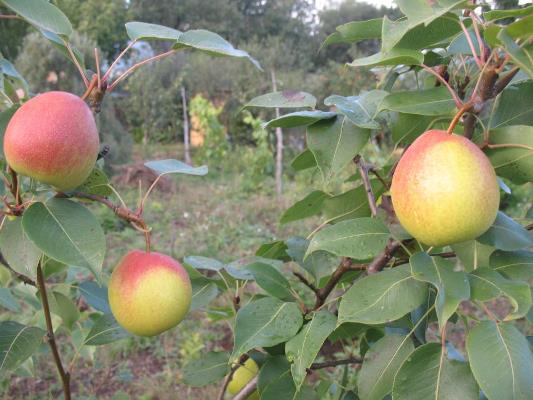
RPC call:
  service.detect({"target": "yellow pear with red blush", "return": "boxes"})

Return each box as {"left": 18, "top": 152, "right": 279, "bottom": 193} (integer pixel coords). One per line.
{"left": 108, "top": 250, "right": 192, "bottom": 336}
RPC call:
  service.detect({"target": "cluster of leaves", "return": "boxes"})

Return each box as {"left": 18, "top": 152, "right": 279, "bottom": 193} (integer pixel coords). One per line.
{"left": 177, "top": 2, "right": 533, "bottom": 400}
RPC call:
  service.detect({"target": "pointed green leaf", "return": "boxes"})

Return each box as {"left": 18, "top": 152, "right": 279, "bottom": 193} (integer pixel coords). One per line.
{"left": 338, "top": 265, "right": 427, "bottom": 325}
{"left": 22, "top": 199, "right": 106, "bottom": 280}
{"left": 0, "top": 218, "right": 41, "bottom": 279}
{"left": 291, "top": 149, "right": 316, "bottom": 171}
{"left": 225, "top": 257, "right": 282, "bottom": 280}
{"left": 280, "top": 191, "right": 328, "bottom": 225}
{"left": 477, "top": 212, "right": 533, "bottom": 251}
{"left": 379, "top": 87, "right": 456, "bottom": 116}
{"left": 348, "top": 49, "right": 424, "bottom": 68}
{"left": 78, "top": 281, "right": 110, "bottom": 314}
{"left": 285, "top": 310, "right": 337, "bottom": 389}
{"left": 145, "top": 159, "right": 208, "bottom": 176}
{"left": 191, "top": 277, "right": 219, "bottom": 310}
{"left": 451, "top": 240, "right": 494, "bottom": 272}
{"left": 358, "top": 334, "right": 414, "bottom": 400}
{"left": 483, "top": 125, "right": 533, "bottom": 184}
{"left": 336, "top": 18, "right": 383, "bottom": 42}
{"left": 264, "top": 111, "right": 336, "bottom": 129}
{"left": 0, "top": 321, "right": 45, "bottom": 375}
{"left": 306, "top": 218, "right": 390, "bottom": 260}
{"left": 84, "top": 314, "right": 130, "bottom": 346}
{"left": 324, "top": 90, "right": 388, "bottom": 129}
{"left": 75, "top": 168, "right": 112, "bottom": 197}
{"left": 485, "top": 5, "right": 533, "bottom": 21}
{"left": 469, "top": 269, "right": 531, "bottom": 320}
{"left": 467, "top": 321, "right": 533, "bottom": 400}
{"left": 232, "top": 298, "right": 302, "bottom": 360}
{"left": 0, "top": 288, "right": 20, "bottom": 313}
{"left": 182, "top": 351, "right": 230, "bottom": 387}
{"left": 490, "top": 250, "right": 533, "bottom": 283}
{"left": 307, "top": 116, "right": 370, "bottom": 182}
{"left": 245, "top": 91, "right": 316, "bottom": 109}
{"left": 183, "top": 256, "right": 224, "bottom": 272}
{"left": 285, "top": 237, "right": 338, "bottom": 283}
{"left": 2, "top": 0, "right": 72, "bottom": 37}
{"left": 247, "top": 263, "right": 293, "bottom": 300}
{"left": 125, "top": 21, "right": 182, "bottom": 41}
{"left": 410, "top": 253, "right": 470, "bottom": 329}
{"left": 393, "top": 343, "right": 478, "bottom": 400}
{"left": 497, "top": 30, "right": 533, "bottom": 78}
{"left": 396, "top": 0, "right": 467, "bottom": 27}
{"left": 489, "top": 81, "right": 533, "bottom": 128}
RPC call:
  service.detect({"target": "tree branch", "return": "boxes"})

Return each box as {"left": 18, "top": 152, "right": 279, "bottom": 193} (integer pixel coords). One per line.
{"left": 367, "top": 239, "right": 401, "bottom": 275}
{"left": 293, "top": 272, "right": 319, "bottom": 295}
{"left": 37, "top": 262, "right": 71, "bottom": 400}
{"left": 233, "top": 376, "right": 258, "bottom": 400}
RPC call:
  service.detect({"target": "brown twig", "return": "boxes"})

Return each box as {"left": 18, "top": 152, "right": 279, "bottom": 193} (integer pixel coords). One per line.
{"left": 63, "top": 40, "right": 89, "bottom": 88}
{"left": 233, "top": 376, "right": 258, "bottom": 400}
{"left": 65, "top": 192, "right": 151, "bottom": 252}
{"left": 8, "top": 166, "right": 22, "bottom": 206}
{"left": 293, "top": 272, "right": 319, "bottom": 295}
{"left": 367, "top": 240, "right": 401, "bottom": 275}
{"left": 354, "top": 156, "right": 378, "bottom": 217}
{"left": 493, "top": 67, "right": 519, "bottom": 96}
{"left": 0, "top": 14, "right": 20, "bottom": 19}
{"left": 446, "top": 102, "right": 473, "bottom": 134}
{"left": 102, "top": 40, "right": 137, "bottom": 82}
{"left": 314, "top": 258, "right": 365, "bottom": 309}
{"left": 37, "top": 262, "right": 71, "bottom": 400}
{"left": 369, "top": 168, "right": 389, "bottom": 189}
{"left": 485, "top": 143, "right": 533, "bottom": 152}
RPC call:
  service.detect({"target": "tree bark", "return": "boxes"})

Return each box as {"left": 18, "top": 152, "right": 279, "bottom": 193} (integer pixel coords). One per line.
{"left": 181, "top": 86, "right": 191, "bottom": 164}
{"left": 271, "top": 69, "right": 283, "bottom": 197}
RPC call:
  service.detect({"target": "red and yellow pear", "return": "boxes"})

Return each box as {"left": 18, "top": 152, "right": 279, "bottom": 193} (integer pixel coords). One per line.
{"left": 108, "top": 250, "right": 192, "bottom": 337}
{"left": 391, "top": 130, "right": 499, "bottom": 247}
{"left": 3, "top": 91, "right": 99, "bottom": 191}
{"left": 228, "top": 358, "right": 260, "bottom": 400}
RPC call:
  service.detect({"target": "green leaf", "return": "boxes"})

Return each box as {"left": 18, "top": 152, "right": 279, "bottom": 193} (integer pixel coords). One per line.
{"left": 0, "top": 288, "right": 20, "bottom": 312}
{"left": 125, "top": 21, "right": 182, "bottom": 41}
{"left": 307, "top": 116, "right": 370, "bottom": 182}
{"left": 477, "top": 212, "right": 533, "bottom": 251}
{"left": 379, "top": 87, "right": 456, "bottom": 116}
{"left": 358, "top": 334, "right": 414, "bottom": 400}
{"left": 264, "top": 111, "right": 336, "bottom": 129}
{"left": 447, "top": 28, "right": 481, "bottom": 56}
{"left": 306, "top": 218, "right": 390, "bottom": 260}
{"left": 393, "top": 343, "right": 478, "bottom": 400}
{"left": 2, "top": 0, "right": 72, "bottom": 38}
{"left": 247, "top": 263, "right": 293, "bottom": 300}
{"left": 469, "top": 269, "right": 531, "bottom": 320}
{"left": 348, "top": 49, "right": 424, "bottom": 68}
{"left": 485, "top": 5, "right": 533, "bottom": 21}
{"left": 0, "top": 218, "right": 41, "bottom": 279}
{"left": 497, "top": 30, "right": 533, "bottom": 78}
{"left": 182, "top": 351, "right": 230, "bottom": 387}
{"left": 410, "top": 253, "right": 470, "bottom": 329}
{"left": 280, "top": 191, "right": 328, "bottom": 225}
{"left": 49, "top": 291, "right": 79, "bottom": 329}
{"left": 451, "top": 240, "right": 494, "bottom": 272}
{"left": 291, "top": 149, "right": 316, "bottom": 171}
{"left": 255, "top": 241, "right": 290, "bottom": 262}
{"left": 505, "top": 14, "right": 533, "bottom": 40}
{"left": 145, "top": 159, "right": 208, "bottom": 176}
{"left": 338, "top": 265, "right": 427, "bottom": 325}
{"left": 324, "top": 90, "right": 388, "bottom": 129}
{"left": 0, "top": 321, "right": 45, "bottom": 374}
{"left": 483, "top": 125, "right": 533, "bottom": 184}
{"left": 232, "top": 298, "right": 302, "bottom": 360}
{"left": 322, "top": 181, "right": 385, "bottom": 223}
{"left": 490, "top": 250, "right": 533, "bottom": 283}
{"left": 175, "top": 29, "right": 260, "bottom": 69}
{"left": 84, "top": 314, "right": 130, "bottom": 346}
{"left": 225, "top": 257, "right": 282, "bottom": 280}
{"left": 245, "top": 91, "right": 316, "bottom": 109}
{"left": 0, "top": 59, "right": 29, "bottom": 97}
{"left": 75, "top": 168, "right": 112, "bottom": 197}
{"left": 396, "top": 0, "right": 467, "bottom": 27}
{"left": 258, "top": 356, "right": 317, "bottom": 400}
{"left": 467, "top": 321, "right": 533, "bottom": 400}
{"left": 285, "top": 236, "right": 338, "bottom": 283}
{"left": 183, "top": 256, "right": 224, "bottom": 272}
{"left": 336, "top": 18, "right": 383, "bottom": 42}
{"left": 285, "top": 310, "right": 337, "bottom": 389}
{"left": 22, "top": 199, "right": 106, "bottom": 280}
{"left": 78, "top": 281, "right": 110, "bottom": 314}
{"left": 191, "top": 277, "right": 219, "bottom": 311}
{"left": 489, "top": 81, "right": 533, "bottom": 128}
{"left": 391, "top": 113, "right": 435, "bottom": 145}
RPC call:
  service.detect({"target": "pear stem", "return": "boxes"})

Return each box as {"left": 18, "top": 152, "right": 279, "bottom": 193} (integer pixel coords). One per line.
{"left": 446, "top": 103, "right": 473, "bottom": 134}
